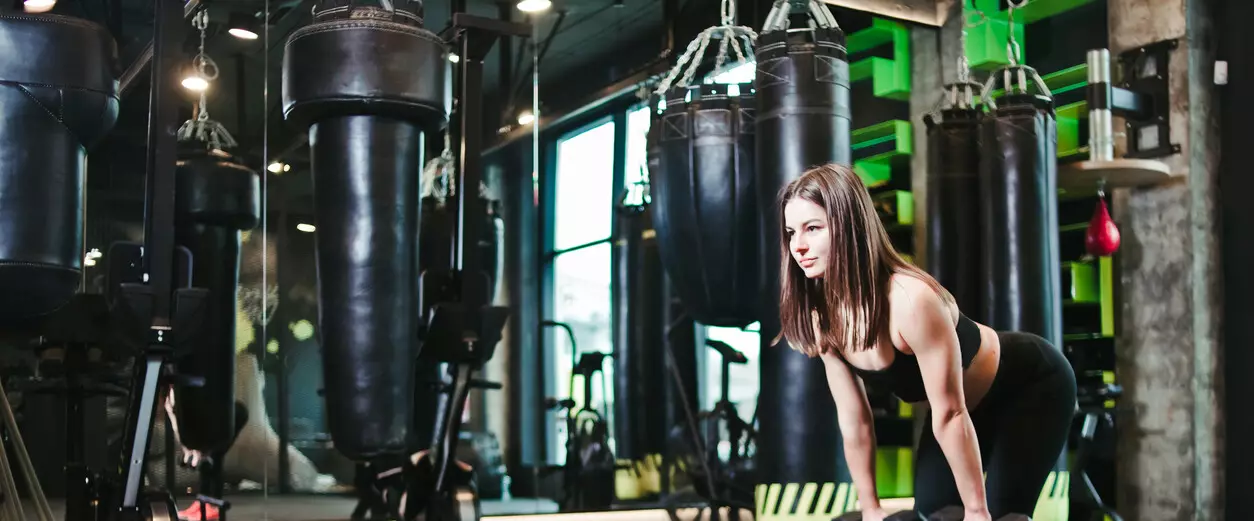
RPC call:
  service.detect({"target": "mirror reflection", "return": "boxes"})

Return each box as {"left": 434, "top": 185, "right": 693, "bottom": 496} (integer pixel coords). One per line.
{"left": 0, "top": 0, "right": 1196, "bottom": 520}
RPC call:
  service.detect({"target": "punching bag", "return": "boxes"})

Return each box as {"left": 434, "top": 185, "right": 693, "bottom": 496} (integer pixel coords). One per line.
{"left": 754, "top": 1, "right": 853, "bottom": 515}
{"left": 979, "top": 72, "right": 1063, "bottom": 348}
{"left": 612, "top": 200, "right": 669, "bottom": 460}
{"left": 0, "top": 13, "right": 119, "bottom": 320}
{"left": 172, "top": 147, "right": 261, "bottom": 452}
{"left": 924, "top": 83, "right": 984, "bottom": 318}
{"left": 282, "top": 0, "right": 449, "bottom": 461}
{"left": 647, "top": 82, "right": 758, "bottom": 329}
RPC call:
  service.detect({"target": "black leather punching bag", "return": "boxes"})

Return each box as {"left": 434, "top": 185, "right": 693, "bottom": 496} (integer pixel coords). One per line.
{"left": 172, "top": 147, "right": 261, "bottom": 453}
{"left": 924, "top": 99, "right": 983, "bottom": 318}
{"left": 980, "top": 89, "right": 1062, "bottom": 348}
{"left": 647, "top": 83, "right": 758, "bottom": 329}
{"left": 0, "top": 13, "right": 119, "bottom": 320}
{"left": 282, "top": 0, "right": 449, "bottom": 461}
{"left": 612, "top": 201, "right": 669, "bottom": 460}
{"left": 753, "top": 1, "right": 854, "bottom": 508}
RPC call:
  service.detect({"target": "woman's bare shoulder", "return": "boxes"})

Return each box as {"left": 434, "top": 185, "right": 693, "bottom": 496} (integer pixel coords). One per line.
{"left": 888, "top": 272, "right": 933, "bottom": 298}
{"left": 888, "top": 272, "right": 956, "bottom": 320}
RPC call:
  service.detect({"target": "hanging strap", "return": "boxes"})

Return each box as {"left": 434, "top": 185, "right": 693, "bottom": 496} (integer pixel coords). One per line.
{"left": 760, "top": 0, "right": 839, "bottom": 33}
{"left": 978, "top": 0, "right": 1051, "bottom": 110}
{"left": 178, "top": 9, "right": 238, "bottom": 151}
{"left": 923, "top": 2, "right": 988, "bottom": 121}
{"left": 653, "top": 0, "right": 758, "bottom": 97}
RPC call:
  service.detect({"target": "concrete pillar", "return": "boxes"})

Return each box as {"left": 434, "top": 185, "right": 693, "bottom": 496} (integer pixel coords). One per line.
{"left": 909, "top": 0, "right": 964, "bottom": 269}
{"left": 1106, "top": 0, "right": 1223, "bottom": 519}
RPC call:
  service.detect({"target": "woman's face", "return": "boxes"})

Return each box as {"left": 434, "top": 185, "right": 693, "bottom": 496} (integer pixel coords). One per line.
{"left": 784, "top": 198, "right": 829, "bottom": 279}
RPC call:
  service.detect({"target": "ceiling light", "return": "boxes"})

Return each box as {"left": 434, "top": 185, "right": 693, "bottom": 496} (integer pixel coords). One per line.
{"left": 296, "top": 223, "right": 316, "bottom": 233}
{"left": 23, "top": 0, "right": 55, "bottom": 13}
{"left": 228, "top": 12, "right": 260, "bottom": 40}
{"left": 448, "top": 53, "right": 461, "bottom": 63}
{"left": 229, "top": 27, "right": 259, "bottom": 40}
{"left": 516, "top": 0, "right": 551, "bottom": 12}
{"left": 267, "top": 161, "right": 287, "bottom": 173}
{"left": 181, "top": 75, "right": 209, "bottom": 91}
{"left": 517, "top": 110, "right": 535, "bottom": 125}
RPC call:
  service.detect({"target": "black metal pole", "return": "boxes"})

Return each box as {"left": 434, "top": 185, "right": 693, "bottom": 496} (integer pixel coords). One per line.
{"left": 276, "top": 214, "right": 292, "bottom": 493}
{"left": 497, "top": 1, "right": 513, "bottom": 129}
{"left": 65, "top": 345, "right": 87, "bottom": 521}
{"left": 456, "top": 29, "right": 484, "bottom": 303}
{"left": 142, "top": 0, "right": 182, "bottom": 329}
{"left": 116, "top": 0, "right": 185, "bottom": 514}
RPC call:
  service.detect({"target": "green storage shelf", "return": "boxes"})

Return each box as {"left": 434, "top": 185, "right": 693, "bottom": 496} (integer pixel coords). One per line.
{"left": 872, "top": 190, "right": 914, "bottom": 226}
{"left": 853, "top": 120, "right": 913, "bottom": 187}
{"left": 847, "top": 18, "right": 911, "bottom": 101}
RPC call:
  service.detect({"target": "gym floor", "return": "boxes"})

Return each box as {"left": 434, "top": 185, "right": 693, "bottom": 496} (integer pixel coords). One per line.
{"left": 34, "top": 496, "right": 918, "bottom": 520}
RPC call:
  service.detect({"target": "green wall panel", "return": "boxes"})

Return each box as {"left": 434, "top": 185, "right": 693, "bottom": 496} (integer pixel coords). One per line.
{"left": 849, "top": 18, "right": 911, "bottom": 101}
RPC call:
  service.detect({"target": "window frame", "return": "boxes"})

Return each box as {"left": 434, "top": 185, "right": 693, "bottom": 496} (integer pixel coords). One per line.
{"left": 540, "top": 111, "right": 626, "bottom": 464}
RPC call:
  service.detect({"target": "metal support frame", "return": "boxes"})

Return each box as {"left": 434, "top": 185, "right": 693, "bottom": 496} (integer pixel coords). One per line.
{"left": 1086, "top": 39, "right": 1180, "bottom": 160}
{"left": 113, "top": 0, "right": 191, "bottom": 518}
{"left": 416, "top": 13, "right": 530, "bottom": 513}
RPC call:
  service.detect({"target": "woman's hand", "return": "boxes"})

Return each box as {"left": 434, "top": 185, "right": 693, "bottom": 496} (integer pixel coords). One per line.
{"left": 181, "top": 448, "right": 206, "bottom": 468}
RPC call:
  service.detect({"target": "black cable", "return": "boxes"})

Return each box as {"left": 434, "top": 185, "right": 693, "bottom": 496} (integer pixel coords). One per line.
{"left": 661, "top": 312, "right": 718, "bottom": 501}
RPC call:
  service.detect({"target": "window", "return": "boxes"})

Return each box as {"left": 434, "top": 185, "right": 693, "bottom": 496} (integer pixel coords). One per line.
{"left": 554, "top": 120, "right": 616, "bottom": 249}
{"left": 549, "top": 118, "right": 617, "bottom": 462}
{"left": 624, "top": 106, "right": 651, "bottom": 203}
{"left": 706, "top": 60, "right": 756, "bottom": 95}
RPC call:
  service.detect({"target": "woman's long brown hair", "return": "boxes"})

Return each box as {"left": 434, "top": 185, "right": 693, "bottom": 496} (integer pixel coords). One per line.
{"left": 773, "top": 163, "right": 951, "bottom": 358}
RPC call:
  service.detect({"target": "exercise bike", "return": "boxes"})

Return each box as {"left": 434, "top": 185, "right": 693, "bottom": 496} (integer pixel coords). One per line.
{"left": 1072, "top": 374, "right": 1124, "bottom": 521}
{"left": 665, "top": 339, "right": 756, "bottom": 519}
{"left": 542, "top": 322, "right": 617, "bottom": 513}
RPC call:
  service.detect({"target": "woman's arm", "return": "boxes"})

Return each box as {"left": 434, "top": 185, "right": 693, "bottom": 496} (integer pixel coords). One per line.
{"left": 820, "top": 354, "right": 883, "bottom": 515}
{"left": 896, "top": 285, "right": 989, "bottom": 518}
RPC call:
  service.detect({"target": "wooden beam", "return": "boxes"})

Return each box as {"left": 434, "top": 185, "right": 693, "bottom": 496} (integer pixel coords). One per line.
{"left": 820, "top": 0, "right": 957, "bottom": 27}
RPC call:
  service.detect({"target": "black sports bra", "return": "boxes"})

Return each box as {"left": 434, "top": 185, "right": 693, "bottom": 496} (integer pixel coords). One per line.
{"left": 836, "top": 313, "right": 983, "bottom": 403}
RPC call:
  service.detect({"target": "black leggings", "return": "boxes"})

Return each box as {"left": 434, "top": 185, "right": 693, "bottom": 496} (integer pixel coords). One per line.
{"left": 913, "top": 331, "right": 1077, "bottom": 519}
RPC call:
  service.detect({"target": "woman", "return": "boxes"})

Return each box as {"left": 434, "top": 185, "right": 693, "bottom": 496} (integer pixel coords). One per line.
{"left": 774, "top": 164, "right": 1076, "bottom": 521}
{"left": 163, "top": 386, "right": 251, "bottom": 521}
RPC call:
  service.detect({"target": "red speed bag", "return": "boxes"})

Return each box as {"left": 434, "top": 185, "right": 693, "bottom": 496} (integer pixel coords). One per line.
{"left": 1085, "top": 198, "right": 1121, "bottom": 257}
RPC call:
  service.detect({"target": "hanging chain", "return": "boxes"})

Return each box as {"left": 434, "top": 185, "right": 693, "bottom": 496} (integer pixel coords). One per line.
{"left": 653, "top": 0, "right": 757, "bottom": 96}
{"left": 958, "top": 0, "right": 988, "bottom": 85}
{"left": 1006, "top": 0, "right": 1027, "bottom": 66}
{"left": 178, "top": 9, "right": 238, "bottom": 150}
{"left": 978, "top": 0, "right": 1050, "bottom": 110}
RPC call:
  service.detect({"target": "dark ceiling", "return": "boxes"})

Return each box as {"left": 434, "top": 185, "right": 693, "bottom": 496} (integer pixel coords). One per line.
{"left": 30, "top": 0, "right": 886, "bottom": 221}
{"left": 31, "top": 0, "right": 683, "bottom": 218}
